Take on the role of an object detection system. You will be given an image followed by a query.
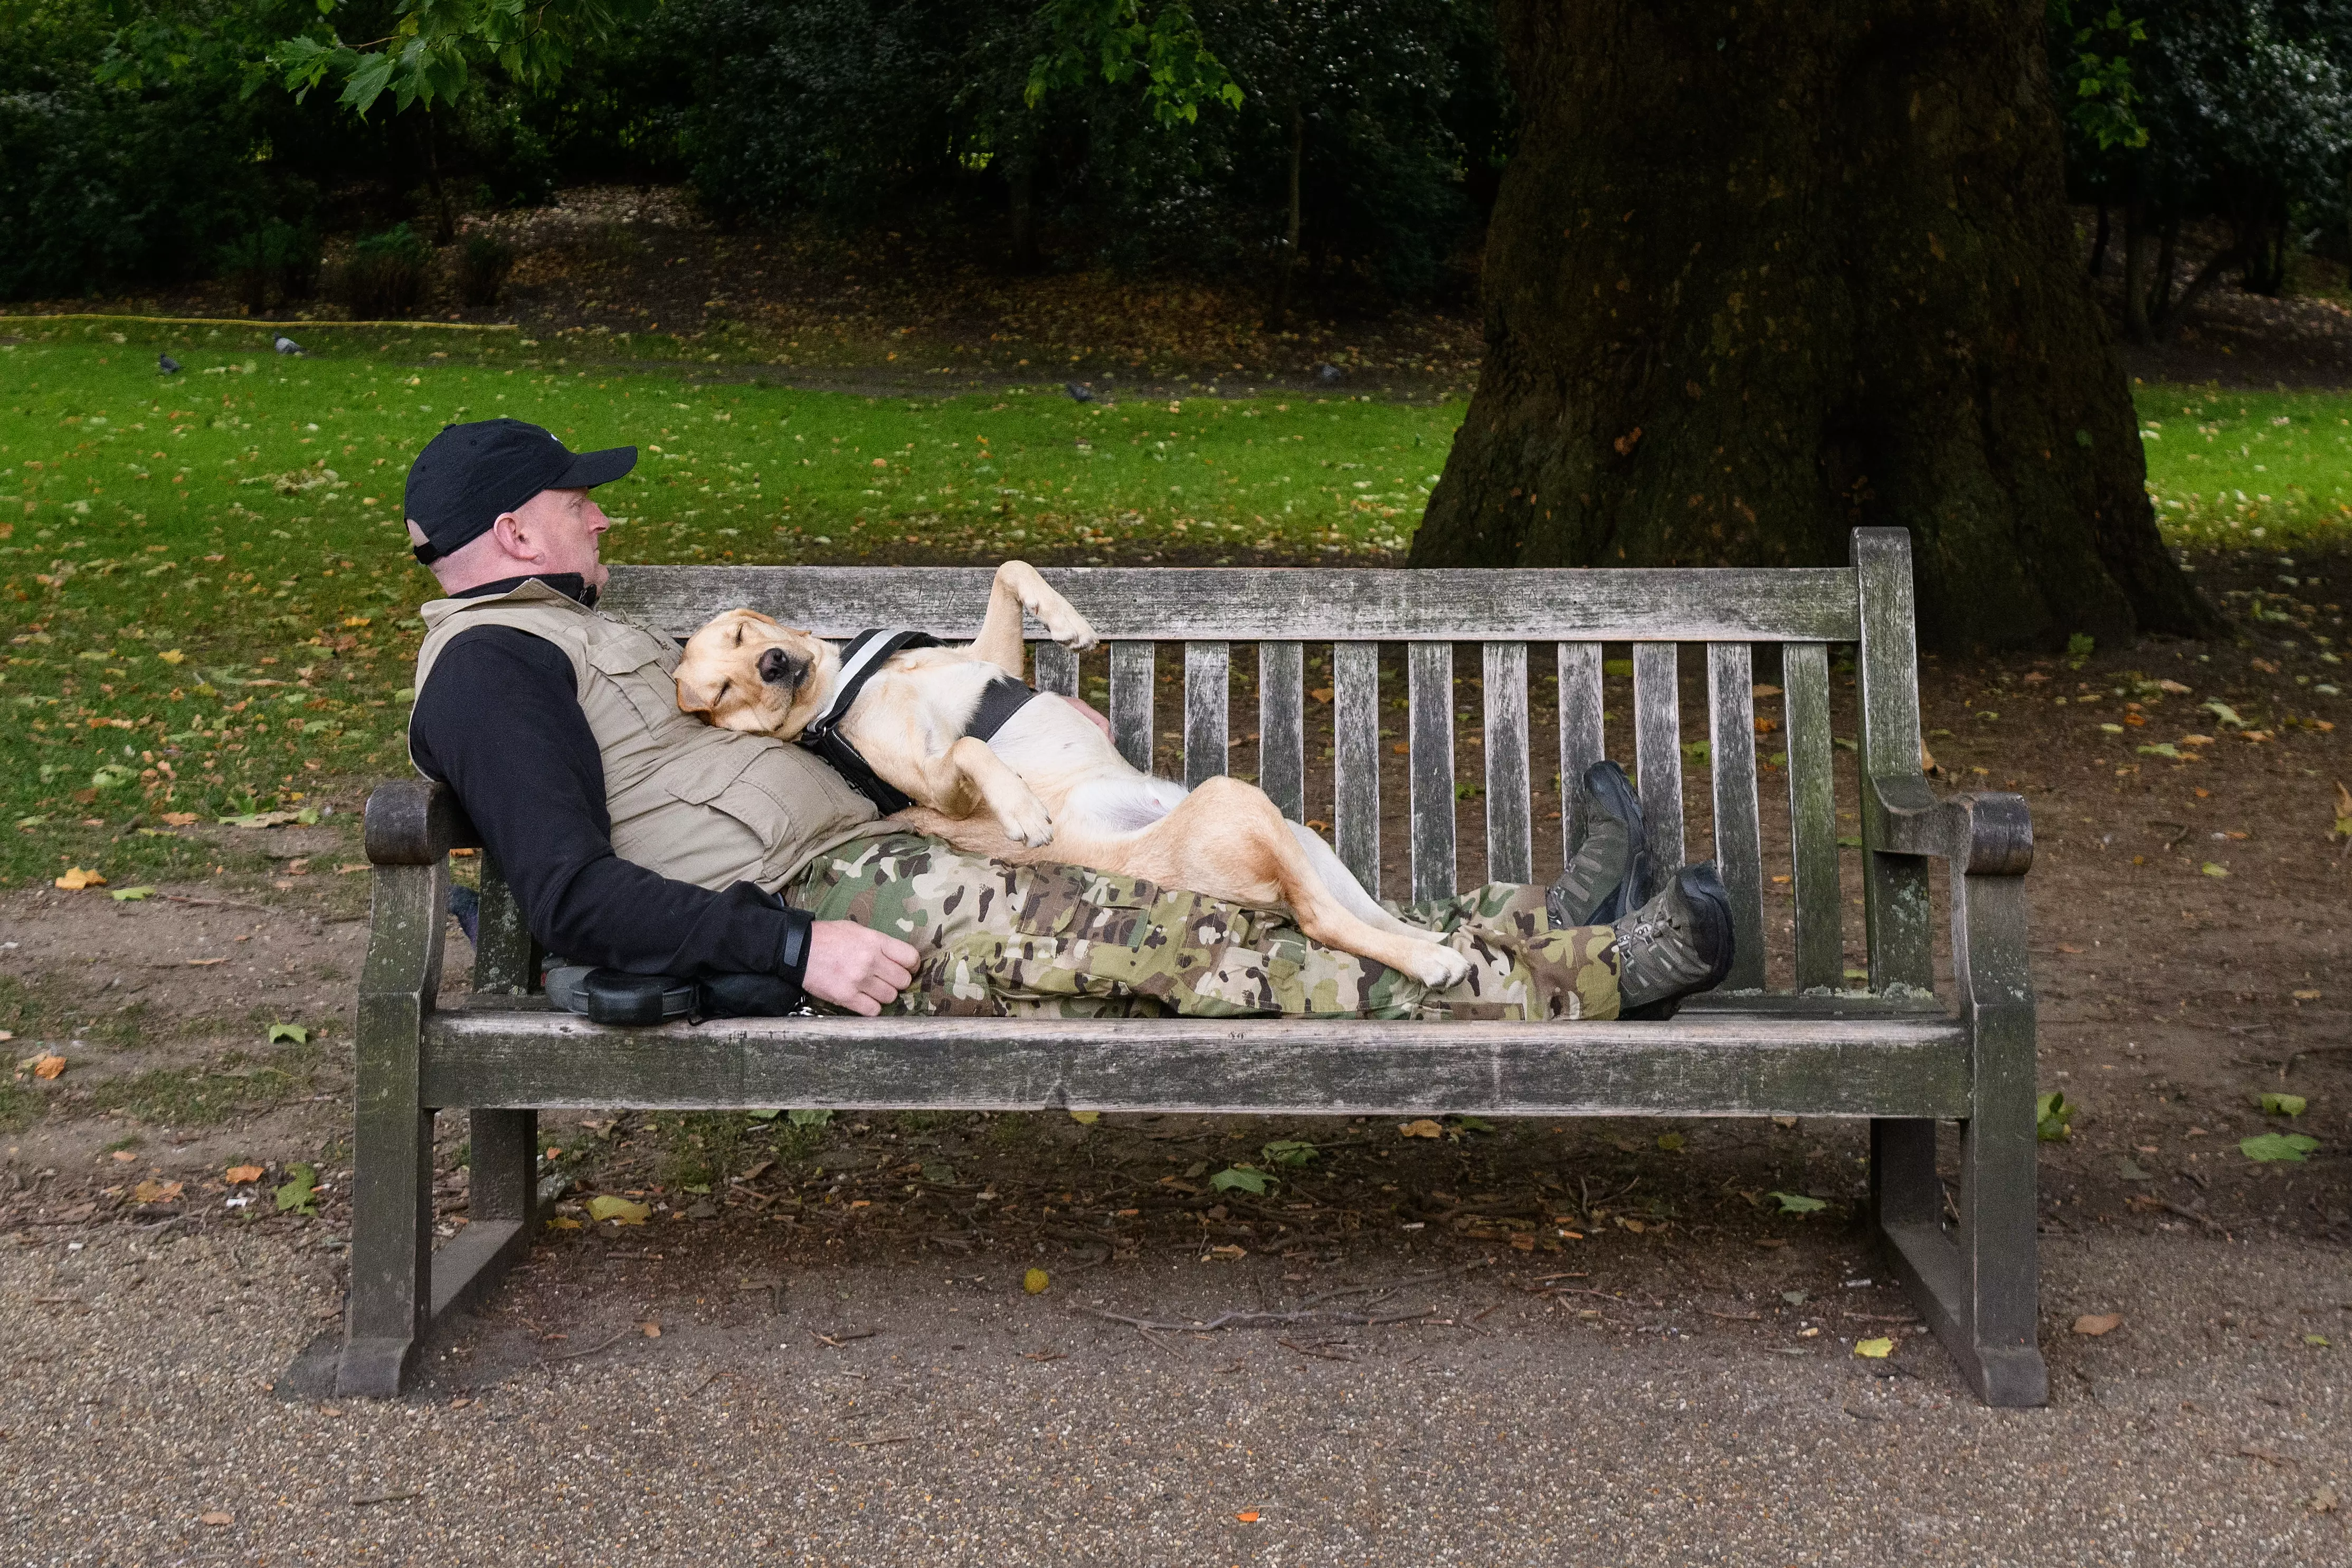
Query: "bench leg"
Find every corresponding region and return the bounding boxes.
[426,1109,539,1323]
[339,857,448,1399]
[1876,871,2047,1408]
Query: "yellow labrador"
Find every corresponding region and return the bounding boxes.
[672,561,1472,988]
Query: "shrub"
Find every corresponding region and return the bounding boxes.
[214,221,322,316]
[452,233,516,307]
[340,223,433,319]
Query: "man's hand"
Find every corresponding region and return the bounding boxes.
[802,920,919,1016]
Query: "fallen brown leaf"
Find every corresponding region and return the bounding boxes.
[32,1054,65,1081]
[1398,1118,1443,1138]
[198,1511,232,1527]
[225,1164,264,1185]
[2072,1313,2123,1337]
[131,1179,184,1204]
[53,867,106,890]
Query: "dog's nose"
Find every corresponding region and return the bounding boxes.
[756,647,802,687]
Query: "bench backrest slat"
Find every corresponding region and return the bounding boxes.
[1183,642,1231,791]
[596,532,1929,996]
[1632,643,1686,871]
[1783,640,1844,992]
[1705,642,1768,992]
[1333,642,1382,896]
[1258,641,1307,824]
[1109,641,1155,772]
[1407,642,1458,904]
[1481,641,1533,886]
[1556,641,1607,863]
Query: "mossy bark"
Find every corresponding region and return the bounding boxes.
[1410,0,2217,651]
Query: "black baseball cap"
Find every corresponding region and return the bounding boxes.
[404,418,637,564]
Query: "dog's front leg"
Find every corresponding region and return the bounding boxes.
[969,560,1096,677]
[937,738,1056,848]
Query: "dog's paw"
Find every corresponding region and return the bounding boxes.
[1408,942,1474,991]
[999,800,1057,849]
[1036,603,1099,652]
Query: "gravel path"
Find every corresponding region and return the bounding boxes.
[6,1222,2344,1566]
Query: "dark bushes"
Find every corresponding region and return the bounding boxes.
[340,223,432,318]
[453,233,516,306]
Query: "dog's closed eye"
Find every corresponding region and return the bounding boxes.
[716,679,732,704]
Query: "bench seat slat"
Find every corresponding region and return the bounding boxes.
[1032,640,1078,697]
[603,566,1864,642]
[421,1010,1970,1119]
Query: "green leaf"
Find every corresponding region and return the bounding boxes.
[2115,1156,2151,1182]
[2067,633,2096,658]
[1656,1132,1685,1152]
[587,1194,652,1223]
[267,1022,309,1044]
[745,1109,780,1120]
[1448,1114,1496,1135]
[920,1162,959,1184]
[2241,1132,2320,1163]
[1209,1165,1270,1194]
[2201,862,2230,879]
[785,1108,833,1127]
[2260,1093,2308,1117]
[2200,700,2245,728]
[1679,739,1711,766]
[1260,1139,1318,1167]
[274,1162,318,1215]
[2035,1090,2075,1142]
[1602,659,1634,677]
[109,886,156,902]
[1770,1191,1827,1214]
[2137,743,2180,758]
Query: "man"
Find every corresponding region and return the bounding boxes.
[404,418,1733,1021]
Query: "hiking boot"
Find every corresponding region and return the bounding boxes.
[1548,760,1649,928]
[1611,861,1734,1020]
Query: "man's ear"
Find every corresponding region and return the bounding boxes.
[490,511,535,559]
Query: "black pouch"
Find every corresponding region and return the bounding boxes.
[544,964,807,1024]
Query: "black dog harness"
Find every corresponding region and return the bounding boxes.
[796,629,1038,814]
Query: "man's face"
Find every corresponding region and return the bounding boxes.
[507,486,612,588]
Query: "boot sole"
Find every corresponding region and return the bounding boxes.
[1619,862,1734,1022]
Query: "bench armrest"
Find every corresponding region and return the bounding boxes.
[365,778,481,866]
[1865,774,2033,877]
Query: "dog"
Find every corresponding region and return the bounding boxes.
[671,561,1474,989]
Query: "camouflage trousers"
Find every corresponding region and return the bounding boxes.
[781,831,1620,1021]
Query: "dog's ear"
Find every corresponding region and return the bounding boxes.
[735,609,779,626]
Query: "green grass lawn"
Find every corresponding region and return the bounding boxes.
[2135,383,2352,548]
[0,321,1456,887]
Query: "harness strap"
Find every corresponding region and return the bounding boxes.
[796,630,1038,814]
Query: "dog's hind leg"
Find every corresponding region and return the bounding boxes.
[1144,779,1473,990]
[1283,821,1433,939]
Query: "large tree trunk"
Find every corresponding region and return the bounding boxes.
[1410,0,2215,651]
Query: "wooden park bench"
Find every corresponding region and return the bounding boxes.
[339,526,2046,1406]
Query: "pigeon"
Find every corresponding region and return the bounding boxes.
[1315,362,1344,383]
[1064,382,1094,403]
[157,354,181,375]
[274,335,302,356]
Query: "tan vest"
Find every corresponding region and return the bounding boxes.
[411,581,878,892]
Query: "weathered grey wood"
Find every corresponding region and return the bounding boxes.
[1407,642,1458,902]
[1705,644,1767,991]
[604,566,1865,643]
[471,851,538,996]
[1782,641,1843,993]
[1556,642,1606,867]
[1258,641,1305,822]
[1032,640,1079,698]
[1109,641,1155,774]
[1631,643,1686,871]
[468,1108,537,1226]
[1183,642,1230,791]
[365,777,478,865]
[1482,642,1532,886]
[427,1220,531,1323]
[421,1010,1972,1119]
[340,857,448,1398]
[1333,642,1381,896]
[1853,529,1931,992]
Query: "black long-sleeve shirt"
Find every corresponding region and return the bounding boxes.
[408,576,814,994]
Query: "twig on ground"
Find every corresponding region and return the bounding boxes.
[837,1433,921,1448]
[1076,1303,1432,1334]
[543,1327,633,1363]
[1278,1337,1358,1362]
[348,1489,423,1507]
[162,894,271,913]
[2163,1200,2230,1235]
[1705,1309,1764,1322]
[814,1328,878,1347]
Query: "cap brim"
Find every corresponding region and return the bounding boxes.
[555,445,637,489]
